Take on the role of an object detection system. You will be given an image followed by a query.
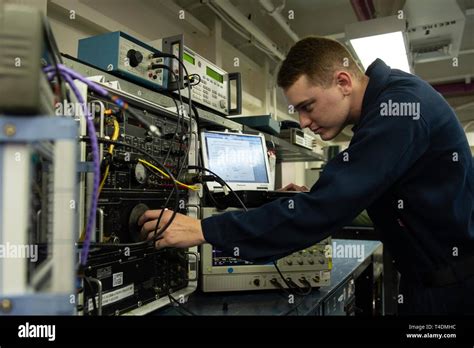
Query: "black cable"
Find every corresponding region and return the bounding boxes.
[42,15,67,103]
[116,84,186,242]
[89,136,179,240]
[183,146,224,210]
[170,97,188,181]
[188,163,312,312]
[191,155,314,302]
[127,65,189,245]
[187,165,248,212]
[109,98,161,137]
[299,277,313,293]
[160,67,185,165]
[187,165,312,300]
[187,73,201,87]
[188,119,312,311]
[150,55,193,239]
[168,293,196,316]
[288,278,312,296]
[193,107,224,211]
[83,276,97,316]
[204,185,227,210]
[191,158,313,299]
[149,64,191,177]
[175,103,204,182]
[270,277,293,296]
[150,53,192,94]
[273,262,299,292]
[272,261,312,296]
[144,68,186,244]
[43,16,64,65]
[149,56,193,137]
[190,132,313,311]
[78,137,180,247]
[191,104,202,135]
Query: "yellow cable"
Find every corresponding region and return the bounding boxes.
[98,119,120,193]
[138,159,199,191]
[98,166,110,193]
[80,118,120,242]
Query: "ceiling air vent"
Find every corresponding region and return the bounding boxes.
[404,0,465,63]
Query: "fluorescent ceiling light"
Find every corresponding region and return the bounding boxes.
[346,16,412,73]
[349,31,411,72]
[466,132,474,148]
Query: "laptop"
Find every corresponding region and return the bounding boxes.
[200,130,300,208]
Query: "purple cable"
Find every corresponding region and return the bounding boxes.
[45,64,114,264]
[44,64,109,97]
[53,69,101,266]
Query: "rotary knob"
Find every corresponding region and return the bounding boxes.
[128,203,150,242]
[127,49,143,68]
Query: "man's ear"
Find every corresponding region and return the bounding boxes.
[335,71,352,95]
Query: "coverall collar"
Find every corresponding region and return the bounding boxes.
[352,58,391,132]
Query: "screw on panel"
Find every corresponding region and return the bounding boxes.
[4,124,16,136]
[0,299,12,313]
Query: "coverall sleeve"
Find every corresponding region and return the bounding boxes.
[202,93,430,263]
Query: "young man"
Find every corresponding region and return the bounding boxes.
[138,37,474,315]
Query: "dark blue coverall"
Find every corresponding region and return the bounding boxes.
[201,59,474,315]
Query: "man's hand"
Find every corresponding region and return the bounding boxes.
[277,183,309,192]
[137,209,206,250]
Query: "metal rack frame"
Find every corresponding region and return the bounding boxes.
[0,116,78,315]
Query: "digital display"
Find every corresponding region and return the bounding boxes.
[212,248,272,267]
[212,249,254,266]
[206,66,224,83]
[183,52,195,65]
[203,132,269,184]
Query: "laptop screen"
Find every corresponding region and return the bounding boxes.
[201,131,272,191]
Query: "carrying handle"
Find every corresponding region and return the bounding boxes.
[227,72,242,115]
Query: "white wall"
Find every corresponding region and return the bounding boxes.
[45,0,281,116]
[47,3,102,55]
[281,162,307,187]
[1,0,47,11]
[44,0,335,189]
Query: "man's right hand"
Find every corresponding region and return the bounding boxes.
[137,209,206,249]
[277,183,309,192]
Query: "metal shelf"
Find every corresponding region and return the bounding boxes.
[63,56,244,132]
[63,56,324,163]
[263,133,326,163]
